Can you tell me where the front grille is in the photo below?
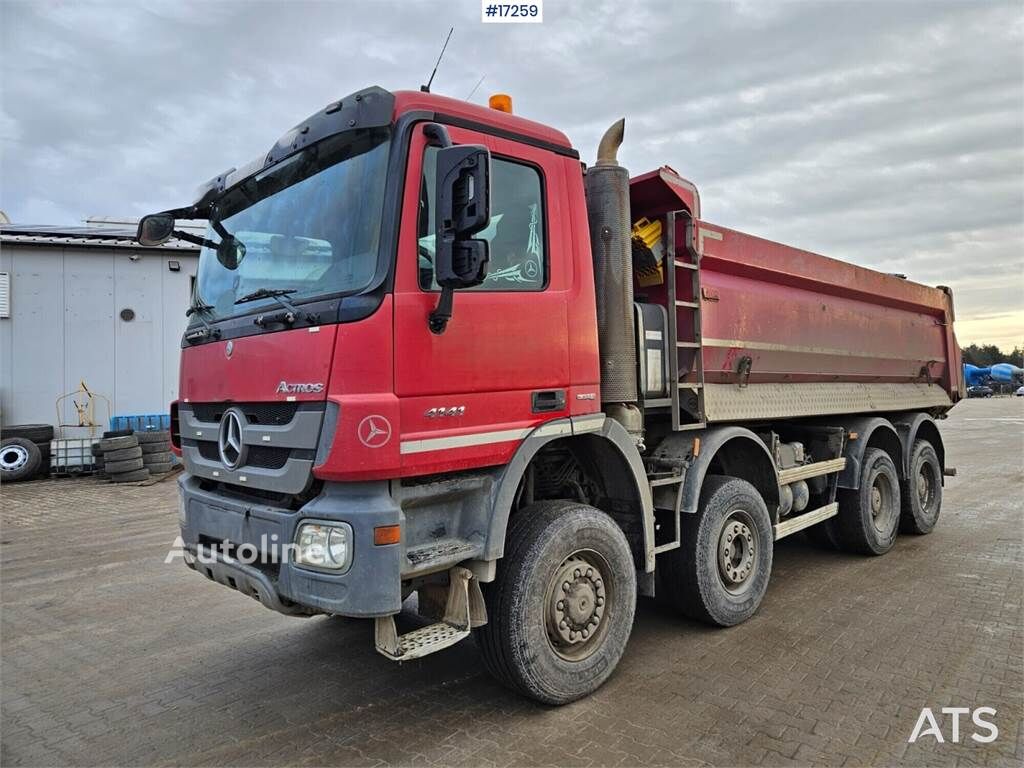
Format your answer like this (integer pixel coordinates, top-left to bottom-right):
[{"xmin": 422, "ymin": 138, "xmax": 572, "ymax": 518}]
[
  {"xmin": 195, "ymin": 440, "xmax": 290, "ymax": 470},
  {"xmin": 191, "ymin": 402, "xmax": 300, "ymax": 426},
  {"xmin": 196, "ymin": 441, "xmax": 219, "ymax": 461},
  {"xmin": 246, "ymin": 445, "xmax": 291, "ymax": 469}
]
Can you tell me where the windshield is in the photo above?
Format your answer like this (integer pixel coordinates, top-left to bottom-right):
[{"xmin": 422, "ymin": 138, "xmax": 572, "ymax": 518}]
[{"xmin": 194, "ymin": 128, "xmax": 390, "ymax": 321}]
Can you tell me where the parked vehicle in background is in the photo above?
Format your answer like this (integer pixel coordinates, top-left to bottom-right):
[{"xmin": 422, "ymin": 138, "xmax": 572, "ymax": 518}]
[
  {"xmin": 967, "ymin": 385, "xmax": 995, "ymax": 398},
  {"xmin": 1016, "ymin": 386, "xmax": 1024, "ymax": 397},
  {"xmin": 138, "ymin": 86, "xmax": 963, "ymax": 704}
]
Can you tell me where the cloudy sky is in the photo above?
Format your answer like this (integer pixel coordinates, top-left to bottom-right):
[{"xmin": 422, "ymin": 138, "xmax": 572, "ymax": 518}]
[{"xmin": 1, "ymin": 0, "xmax": 1021, "ymax": 347}]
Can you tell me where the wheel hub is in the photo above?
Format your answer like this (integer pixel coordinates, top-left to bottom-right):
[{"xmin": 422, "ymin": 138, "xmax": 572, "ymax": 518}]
[
  {"xmin": 871, "ymin": 486, "xmax": 883, "ymax": 516},
  {"xmin": 917, "ymin": 470, "xmax": 930, "ymax": 503},
  {"xmin": 0, "ymin": 445, "xmax": 29, "ymax": 472},
  {"xmin": 546, "ymin": 554, "xmax": 608, "ymax": 658},
  {"xmin": 718, "ymin": 516, "xmax": 755, "ymax": 589}
]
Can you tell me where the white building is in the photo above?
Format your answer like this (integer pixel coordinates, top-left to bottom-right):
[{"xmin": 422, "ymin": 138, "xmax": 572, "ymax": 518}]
[{"xmin": 0, "ymin": 218, "xmax": 200, "ymax": 432}]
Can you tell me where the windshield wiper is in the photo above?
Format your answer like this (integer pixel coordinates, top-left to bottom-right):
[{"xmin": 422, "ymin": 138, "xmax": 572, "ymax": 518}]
[
  {"xmin": 235, "ymin": 287, "xmax": 298, "ymax": 305},
  {"xmin": 183, "ymin": 302, "xmax": 221, "ymax": 342},
  {"xmin": 235, "ymin": 288, "xmax": 308, "ymax": 326}
]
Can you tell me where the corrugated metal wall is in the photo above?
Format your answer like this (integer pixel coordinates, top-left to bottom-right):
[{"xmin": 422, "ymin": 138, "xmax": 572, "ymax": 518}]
[{"xmin": 0, "ymin": 244, "xmax": 198, "ymax": 430}]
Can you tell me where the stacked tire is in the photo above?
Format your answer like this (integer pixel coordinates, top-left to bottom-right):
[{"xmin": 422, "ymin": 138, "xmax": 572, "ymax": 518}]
[
  {"xmin": 99, "ymin": 434, "xmax": 150, "ymax": 483},
  {"xmin": 0, "ymin": 424, "xmax": 54, "ymax": 483},
  {"xmin": 137, "ymin": 431, "xmax": 174, "ymax": 476}
]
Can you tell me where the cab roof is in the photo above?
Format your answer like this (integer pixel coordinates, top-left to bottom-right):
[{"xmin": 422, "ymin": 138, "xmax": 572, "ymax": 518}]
[{"xmin": 392, "ymin": 89, "xmax": 575, "ymax": 156}]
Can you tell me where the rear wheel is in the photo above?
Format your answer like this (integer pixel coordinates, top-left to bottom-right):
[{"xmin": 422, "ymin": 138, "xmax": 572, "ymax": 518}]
[
  {"xmin": 659, "ymin": 476, "xmax": 773, "ymax": 626},
  {"xmin": 837, "ymin": 447, "xmax": 900, "ymax": 555},
  {"xmin": 900, "ymin": 440, "xmax": 942, "ymax": 535},
  {"xmin": 477, "ymin": 500, "xmax": 636, "ymax": 705}
]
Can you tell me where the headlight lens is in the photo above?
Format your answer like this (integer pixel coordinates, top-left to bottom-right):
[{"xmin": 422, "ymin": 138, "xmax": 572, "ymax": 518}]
[{"xmin": 294, "ymin": 522, "xmax": 353, "ymax": 571}]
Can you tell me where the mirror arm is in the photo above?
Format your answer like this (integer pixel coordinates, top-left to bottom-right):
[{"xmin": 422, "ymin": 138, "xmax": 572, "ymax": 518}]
[
  {"xmin": 170, "ymin": 229, "xmax": 217, "ymax": 249},
  {"xmin": 429, "ymin": 288, "xmax": 454, "ymax": 335},
  {"xmin": 423, "ymin": 123, "xmax": 453, "ymax": 148}
]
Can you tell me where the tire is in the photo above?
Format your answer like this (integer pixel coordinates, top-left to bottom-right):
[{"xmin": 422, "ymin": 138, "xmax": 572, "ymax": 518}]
[
  {"xmin": 99, "ymin": 435, "xmax": 138, "ymax": 452},
  {"xmin": 476, "ymin": 500, "xmax": 636, "ymax": 705},
  {"xmin": 140, "ymin": 441, "xmax": 170, "ymax": 455},
  {"xmin": 836, "ymin": 447, "xmax": 901, "ymax": 555},
  {"xmin": 142, "ymin": 451, "xmax": 173, "ymax": 464},
  {"xmin": 145, "ymin": 462, "xmax": 174, "ymax": 474},
  {"xmin": 104, "ymin": 446, "xmax": 143, "ymax": 462},
  {"xmin": 1, "ymin": 424, "xmax": 54, "ymax": 443},
  {"xmin": 900, "ymin": 440, "xmax": 942, "ymax": 535},
  {"xmin": 136, "ymin": 430, "xmax": 170, "ymax": 444},
  {"xmin": 0, "ymin": 438, "xmax": 42, "ymax": 482},
  {"xmin": 659, "ymin": 476, "xmax": 773, "ymax": 627},
  {"xmin": 106, "ymin": 457, "xmax": 145, "ymax": 474},
  {"xmin": 103, "ymin": 429, "xmax": 133, "ymax": 438},
  {"xmin": 110, "ymin": 468, "xmax": 150, "ymax": 483}
]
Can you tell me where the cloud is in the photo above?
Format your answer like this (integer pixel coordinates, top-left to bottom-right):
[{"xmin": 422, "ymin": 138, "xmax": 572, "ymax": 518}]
[{"xmin": 0, "ymin": 0, "xmax": 1020, "ymax": 346}]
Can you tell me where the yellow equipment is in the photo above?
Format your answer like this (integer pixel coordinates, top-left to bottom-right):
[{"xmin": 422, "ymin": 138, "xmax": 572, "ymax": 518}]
[{"xmin": 631, "ymin": 217, "xmax": 665, "ymax": 287}]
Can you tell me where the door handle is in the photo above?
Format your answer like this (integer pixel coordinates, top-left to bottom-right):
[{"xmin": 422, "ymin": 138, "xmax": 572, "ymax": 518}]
[{"xmin": 532, "ymin": 389, "xmax": 566, "ymax": 413}]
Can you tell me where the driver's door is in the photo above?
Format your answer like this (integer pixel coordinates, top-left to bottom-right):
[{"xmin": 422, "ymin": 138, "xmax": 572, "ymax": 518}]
[{"xmin": 393, "ymin": 124, "xmax": 571, "ymax": 476}]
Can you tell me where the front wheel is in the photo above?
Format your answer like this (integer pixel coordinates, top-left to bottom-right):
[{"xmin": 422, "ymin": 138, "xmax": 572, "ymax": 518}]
[
  {"xmin": 476, "ymin": 500, "xmax": 636, "ymax": 705},
  {"xmin": 658, "ymin": 476, "xmax": 774, "ymax": 627}
]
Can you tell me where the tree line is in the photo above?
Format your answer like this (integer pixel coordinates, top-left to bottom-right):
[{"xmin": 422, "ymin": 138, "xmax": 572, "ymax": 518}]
[{"xmin": 960, "ymin": 344, "xmax": 1024, "ymax": 368}]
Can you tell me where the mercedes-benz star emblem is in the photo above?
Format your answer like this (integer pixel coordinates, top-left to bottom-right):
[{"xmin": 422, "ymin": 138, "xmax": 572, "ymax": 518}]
[
  {"xmin": 225, "ymin": 340, "xmax": 234, "ymax": 359},
  {"xmin": 218, "ymin": 408, "xmax": 247, "ymax": 469},
  {"xmin": 357, "ymin": 415, "xmax": 391, "ymax": 448}
]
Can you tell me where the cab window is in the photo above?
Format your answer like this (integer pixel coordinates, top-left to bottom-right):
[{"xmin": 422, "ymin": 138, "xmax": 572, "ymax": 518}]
[{"xmin": 418, "ymin": 147, "xmax": 546, "ymax": 291}]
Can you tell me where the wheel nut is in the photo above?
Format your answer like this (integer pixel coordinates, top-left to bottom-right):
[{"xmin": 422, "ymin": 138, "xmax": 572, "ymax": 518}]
[
  {"xmin": 560, "ymin": 619, "xmax": 567, "ymax": 629},
  {"xmin": 557, "ymin": 600, "xmax": 565, "ymax": 610},
  {"xmin": 581, "ymin": 629, "xmax": 589, "ymax": 639},
  {"xmin": 574, "ymin": 568, "xmax": 581, "ymax": 579},
  {"xmin": 562, "ymin": 582, "xmax": 570, "ymax": 593},
  {"xmin": 596, "ymin": 596, "xmax": 604, "ymax": 606},
  {"xmin": 586, "ymin": 568, "xmax": 593, "ymax": 578}
]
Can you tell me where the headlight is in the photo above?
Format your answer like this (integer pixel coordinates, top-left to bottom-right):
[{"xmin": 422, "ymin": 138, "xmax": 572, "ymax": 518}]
[{"xmin": 294, "ymin": 522, "xmax": 353, "ymax": 571}]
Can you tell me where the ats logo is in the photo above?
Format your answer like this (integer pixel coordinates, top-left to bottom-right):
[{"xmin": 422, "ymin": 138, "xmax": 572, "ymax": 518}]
[
  {"xmin": 908, "ymin": 707, "xmax": 998, "ymax": 744},
  {"xmin": 276, "ymin": 381, "xmax": 325, "ymax": 394}
]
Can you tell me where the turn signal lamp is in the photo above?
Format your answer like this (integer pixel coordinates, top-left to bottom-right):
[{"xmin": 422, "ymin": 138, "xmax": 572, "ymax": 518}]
[{"xmin": 489, "ymin": 94, "xmax": 513, "ymax": 114}]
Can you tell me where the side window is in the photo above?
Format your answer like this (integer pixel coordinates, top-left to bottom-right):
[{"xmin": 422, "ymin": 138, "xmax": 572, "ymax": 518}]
[{"xmin": 418, "ymin": 147, "xmax": 546, "ymax": 291}]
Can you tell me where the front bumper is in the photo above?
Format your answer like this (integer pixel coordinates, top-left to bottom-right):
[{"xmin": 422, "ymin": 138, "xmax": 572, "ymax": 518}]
[{"xmin": 178, "ymin": 474, "xmax": 402, "ymax": 617}]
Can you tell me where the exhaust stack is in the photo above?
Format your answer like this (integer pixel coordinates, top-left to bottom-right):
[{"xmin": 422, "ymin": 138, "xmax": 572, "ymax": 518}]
[{"xmin": 584, "ymin": 120, "xmax": 642, "ymax": 444}]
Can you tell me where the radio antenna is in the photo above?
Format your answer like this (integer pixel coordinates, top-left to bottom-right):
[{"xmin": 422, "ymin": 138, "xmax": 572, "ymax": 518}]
[
  {"xmin": 421, "ymin": 27, "xmax": 454, "ymax": 93},
  {"xmin": 466, "ymin": 75, "xmax": 486, "ymax": 101}
]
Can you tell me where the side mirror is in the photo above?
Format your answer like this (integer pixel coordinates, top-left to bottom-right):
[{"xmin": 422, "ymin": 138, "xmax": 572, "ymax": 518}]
[
  {"xmin": 216, "ymin": 237, "xmax": 246, "ymax": 270},
  {"xmin": 434, "ymin": 144, "xmax": 490, "ymax": 288},
  {"xmin": 137, "ymin": 213, "xmax": 175, "ymax": 246}
]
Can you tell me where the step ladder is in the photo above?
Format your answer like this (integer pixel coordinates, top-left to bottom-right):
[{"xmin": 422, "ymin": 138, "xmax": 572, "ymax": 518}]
[
  {"xmin": 374, "ymin": 567, "xmax": 486, "ymax": 661},
  {"xmin": 665, "ymin": 210, "xmax": 707, "ymax": 432},
  {"xmin": 646, "ymin": 456, "xmax": 689, "ymax": 555}
]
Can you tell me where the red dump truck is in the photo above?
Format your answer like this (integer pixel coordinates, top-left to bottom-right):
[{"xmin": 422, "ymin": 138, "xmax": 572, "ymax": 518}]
[{"xmin": 138, "ymin": 86, "xmax": 962, "ymax": 704}]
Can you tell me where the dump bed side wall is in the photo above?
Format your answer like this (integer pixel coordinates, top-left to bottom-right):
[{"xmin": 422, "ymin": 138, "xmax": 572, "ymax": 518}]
[{"xmin": 693, "ymin": 222, "xmax": 960, "ymax": 417}]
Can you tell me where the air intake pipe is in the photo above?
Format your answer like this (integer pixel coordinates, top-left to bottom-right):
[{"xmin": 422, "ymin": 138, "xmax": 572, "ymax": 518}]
[{"xmin": 584, "ymin": 119, "xmax": 643, "ymax": 446}]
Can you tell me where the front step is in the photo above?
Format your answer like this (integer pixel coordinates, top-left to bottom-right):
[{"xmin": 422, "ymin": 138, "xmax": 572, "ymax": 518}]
[{"xmin": 374, "ymin": 566, "xmax": 486, "ymax": 661}]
